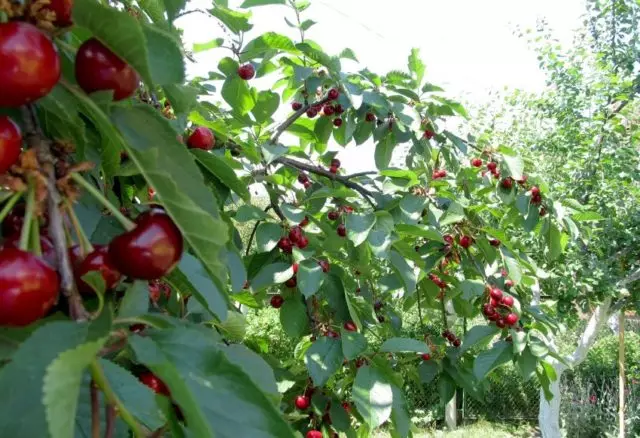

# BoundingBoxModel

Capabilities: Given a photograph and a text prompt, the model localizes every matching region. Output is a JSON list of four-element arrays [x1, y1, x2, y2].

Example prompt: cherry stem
[[89, 360, 145, 438], [65, 200, 94, 255], [90, 380, 100, 438], [71, 173, 135, 231], [19, 178, 36, 251], [0, 192, 22, 225], [104, 404, 116, 438], [31, 219, 42, 257]]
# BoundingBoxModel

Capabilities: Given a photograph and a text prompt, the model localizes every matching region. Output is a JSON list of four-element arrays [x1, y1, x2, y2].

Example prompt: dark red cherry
[[0, 247, 59, 326], [343, 321, 357, 332], [139, 372, 170, 396], [0, 22, 61, 107], [108, 209, 183, 280], [3, 233, 57, 267], [0, 116, 22, 174], [75, 38, 139, 101], [187, 127, 215, 150], [43, 0, 74, 26], [337, 224, 346, 237], [327, 88, 339, 100], [71, 245, 122, 295], [237, 64, 255, 80], [270, 294, 284, 309], [292, 102, 303, 111]]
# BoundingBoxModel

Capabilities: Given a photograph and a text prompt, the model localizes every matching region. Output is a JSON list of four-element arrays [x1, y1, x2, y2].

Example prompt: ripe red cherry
[[333, 118, 343, 127], [326, 329, 339, 338], [237, 64, 255, 80], [489, 238, 501, 247], [482, 303, 495, 317], [539, 207, 547, 216], [303, 180, 312, 189], [505, 313, 519, 326], [187, 127, 215, 150], [0, 116, 22, 174], [0, 247, 59, 326], [487, 162, 498, 171], [501, 295, 514, 308], [334, 104, 344, 114], [3, 233, 57, 267], [295, 395, 310, 410], [297, 173, 309, 184], [323, 105, 335, 116], [318, 260, 330, 273], [278, 237, 293, 254], [292, 102, 303, 111], [299, 216, 310, 227], [0, 22, 61, 107], [108, 209, 183, 280], [327, 88, 339, 100], [337, 224, 346, 237], [139, 372, 170, 396], [292, 263, 299, 274], [71, 245, 122, 295], [343, 321, 357, 332], [289, 226, 304, 244], [270, 294, 284, 309], [459, 235, 473, 249], [489, 297, 500, 308], [296, 236, 309, 249], [285, 276, 297, 288], [500, 178, 513, 189], [307, 431, 322, 438], [471, 158, 482, 167], [421, 353, 431, 360], [75, 38, 139, 101], [328, 210, 340, 221], [531, 186, 541, 196], [423, 130, 435, 139], [365, 112, 376, 122], [489, 287, 503, 300], [496, 318, 507, 328], [43, 0, 73, 26], [331, 158, 341, 168], [518, 175, 528, 185], [329, 165, 339, 174], [306, 107, 318, 118], [488, 312, 500, 322], [504, 279, 514, 288], [443, 234, 454, 244]]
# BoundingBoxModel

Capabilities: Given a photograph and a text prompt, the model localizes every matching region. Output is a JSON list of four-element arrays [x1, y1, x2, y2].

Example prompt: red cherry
[[343, 321, 357, 332], [326, 329, 340, 338], [318, 260, 330, 273], [0, 116, 22, 174], [342, 402, 351, 412], [496, 318, 507, 329], [342, 205, 354, 214], [72, 245, 122, 295], [295, 395, 310, 410], [505, 279, 514, 288], [432, 169, 447, 179], [501, 295, 514, 308], [303, 181, 312, 190], [539, 207, 547, 216], [323, 105, 335, 116], [505, 313, 519, 326], [306, 107, 318, 118], [453, 339, 461, 347], [487, 162, 498, 171], [75, 38, 139, 101], [237, 64, 255, 80], [501, 269, 508, 277], [139, 372, 170, 396], [270, 294, 284, 309], [489, 238, 501, 247], [471, 158, 482, 167], [0, 22, 61, 107], [482, 303, 496, 317], [43, 0, 73, 26], [331, 158, 341, 168], [531, 186, 540, 196], [489, 287, 503, 300], [299, 216, 310, 227], [307, 431, 322, 438], [285, 277, 297, 288], [443, 234, 454, 244], [328, 210, 340, 221], [329, 165, 338, 174], [292, 102, 303, 111], [374, 300, 383, 311], [421, 353, 431, 360], [108, 209, 183, 280], [288, 226, 304, 244], [488, 312, 500, 322], [337, 224, 346, 237], [459, 235, 473, 249], [500, 178, 513, 189], [277, 237, 293, 254], [3, 233, 57, 267], [292, 263, 299, 274], [0, 247, 59, 326], [1, 204, 28, 237], [187, 127, 215, 150], [297, 173, 309, 184], [518, 175, 528, 184], [129, 323, 146, 333], [423, 130, 435, 140], [365, 112, 376, 122], [489, 297, 500, 308], [333, 118, 343, 127], [296, 236, 309, 249], [334, 104, 344, 114], [327, 88, 339, 100]]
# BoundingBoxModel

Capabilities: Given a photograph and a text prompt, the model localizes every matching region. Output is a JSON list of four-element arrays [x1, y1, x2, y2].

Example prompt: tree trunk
[[538, 297, 612, 438]]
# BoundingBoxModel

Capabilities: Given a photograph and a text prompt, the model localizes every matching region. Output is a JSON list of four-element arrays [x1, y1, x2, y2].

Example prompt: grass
[[372, 420, 537, 437]]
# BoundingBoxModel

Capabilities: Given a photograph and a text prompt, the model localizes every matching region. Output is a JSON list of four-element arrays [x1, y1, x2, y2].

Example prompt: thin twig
[[344, 171, 377, 179], [269, 96, 333, 144], [91, 380, 100, 438], [104, 404, 116, 438], [245, 206, 273, 256]]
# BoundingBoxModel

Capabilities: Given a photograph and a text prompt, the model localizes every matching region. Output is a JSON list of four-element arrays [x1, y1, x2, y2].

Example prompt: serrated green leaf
[[298, 259, 326, 298], [408, 48, 425, 85], [459, 279, 485, 301], [473, 341, 512, 380], [380, 337, 429, 353], [345, 213, 376, 246], [209, 5, 253, 34], [256, 222, 282, 252], [375, 134, 396, 170], [353, 365, 393, 429], [501, 154, 524, 180], [222, 76, 256, 114], [304, 337, 343, 386], [572, 211, 604, 221], [279, 297, 308, 338], [440, 201, 465, 226], [142, 23, 185, 85], [252, 90, 280, 123], [252, 262, 294, 290], [240, 0, 285, 7], [459, 325, 499, 354], [418, 360, 439, 384], [118, 281, 150, 318], [389, 250, 417, 295], [341, 329, 367, 360], [163, 84, 198, 114], [193, 38, 225, 52], [192, 149, 250, 201], [235, 205, 269, 222]]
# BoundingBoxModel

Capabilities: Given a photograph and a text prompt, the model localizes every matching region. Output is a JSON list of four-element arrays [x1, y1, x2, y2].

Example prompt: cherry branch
[[91, 380, 100, 438], [274, 156, 377, 208], [21, 106, 89, 321], [269, 96, 333, 145], [245, 205, 273, 256]]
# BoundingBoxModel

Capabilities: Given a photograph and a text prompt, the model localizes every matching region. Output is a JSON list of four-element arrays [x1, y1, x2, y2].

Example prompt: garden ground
[[375, 421, 537, 437]]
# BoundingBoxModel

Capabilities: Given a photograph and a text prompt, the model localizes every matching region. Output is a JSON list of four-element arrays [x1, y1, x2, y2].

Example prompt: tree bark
[[538, 297, 612, 438]]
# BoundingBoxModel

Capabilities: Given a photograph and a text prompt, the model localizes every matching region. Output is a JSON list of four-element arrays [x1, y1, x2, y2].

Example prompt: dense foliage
[[0, 0, 613, 437]]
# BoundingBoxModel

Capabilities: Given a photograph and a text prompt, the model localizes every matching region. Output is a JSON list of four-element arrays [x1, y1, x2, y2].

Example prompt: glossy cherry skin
[[0, 22, 61, 107], [421, 353, 431, 360], [505, 313, 519, 326], [108, 209, 183, 280], [292, 102, 303, 111], [270, 294, 284, 309], [489, 287, 503, 300], [75, 38, 139, 101], [489, 238, 501, 247], [44, 0, 74, 26], [331, 158, 341, 168], [307, 431, 322, 438], [318, 260, 330, 273], [501, 295, 515, 308], [471, 158, 482, 167], [139, 372, 170, 396], [3, 233, 57, 267], [333, 118, 343, 127], [337, 224, 346, 237], [0, 116, 21, 174], [459, 235, 473, 249], [295, 395, 310, 410], [278, 237, 293, 254], [343, 321, 357, 332], [0, 247, 59, 326], [237, 64, 255, 80], [187, 127, 215, 150], [288, 226, 304, 244], [365, 112, 376, 122], [70, 245, 122, 295], [327, 88, 339, 100]]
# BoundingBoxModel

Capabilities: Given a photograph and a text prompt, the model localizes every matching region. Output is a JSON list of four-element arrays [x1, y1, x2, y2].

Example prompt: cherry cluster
[[442, 329, 461, 347], [278, 224, 309, 255], [482, 286, 519, 328]]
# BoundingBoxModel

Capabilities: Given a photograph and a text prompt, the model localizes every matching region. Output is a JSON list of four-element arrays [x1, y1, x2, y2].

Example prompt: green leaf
[[473, 341, 512, 380], [399, 194, 428, 224], [209, 5, 253, 34], [389, 250, 417, 295], [517, 347, 538, 381], [380, 337, 429, 353], [353, 365, 393, 429], [395, 224, 443, 241], [345, 213, 376, 246], [225, 246, 247, 293], [418, 360, 439, 384], [161, 0, 185, 21], [163, 84, 198, 114], [459, 279, 485, 301], [443, 131, 468, 154], [192, 149, 250, 201], [252, 90, 280, 124], [299, 19, 316, 30], [298, 259, 326, 298], [438, 374, 456, 404], [367, 229, 394, 258], [459, 325, 499, 354], [193, 38, 225, 52], [304, 337, 343, 386], [222, 76, 256, 114], [43, 339, 106, 438], [440, 201, 465, 226], [391, 384, 411, 438], [341, 329, 367, 360], [141, 23, 185, 85], [262, 143, 288, 164], [501, 154, 524, 180], [240, 0, 285, 7], [511, 330, 527, 354], [279, 296, 308, 338], [528, 335, 549, 357], [548, 222, 563, 261], [251, 262, 294, 290], [280, 203, 306, 223], [407, 48, 425, 85], [375, 134, 396, 170], [222, 344, 279, 398], [118, 281, 150, 318], [256, 222, 283, 252], [572, 211, 604, 221], [235, 205, 269, 222]]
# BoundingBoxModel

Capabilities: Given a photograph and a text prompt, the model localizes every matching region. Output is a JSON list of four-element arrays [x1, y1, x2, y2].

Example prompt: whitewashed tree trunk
[[538, 297, 612, 438]]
